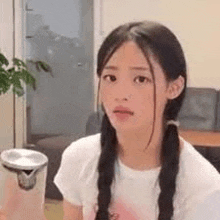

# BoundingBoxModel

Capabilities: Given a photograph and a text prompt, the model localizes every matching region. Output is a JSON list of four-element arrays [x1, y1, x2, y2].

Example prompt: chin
[[110, 120, 140, 133]]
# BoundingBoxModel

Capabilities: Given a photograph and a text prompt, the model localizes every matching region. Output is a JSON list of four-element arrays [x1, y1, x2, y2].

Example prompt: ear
[[166, 75, 185, 100]]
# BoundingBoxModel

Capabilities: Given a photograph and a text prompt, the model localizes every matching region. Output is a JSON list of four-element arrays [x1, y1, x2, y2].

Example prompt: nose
[[114, 81, 132, 102], [115, 96, 128, 102], [115, 93, 132, 101]]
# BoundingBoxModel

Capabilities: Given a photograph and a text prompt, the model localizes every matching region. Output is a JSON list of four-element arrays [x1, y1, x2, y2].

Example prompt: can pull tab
[[3, 163, 46, 191], [17, 164, 46, 190], [18, 169, 38, 190]]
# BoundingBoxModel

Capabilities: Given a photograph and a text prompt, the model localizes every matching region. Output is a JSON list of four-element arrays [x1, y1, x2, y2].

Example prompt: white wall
[[0, 0, 26, 150], [0, 0, 14, 150], [97, 0, 220, 89]]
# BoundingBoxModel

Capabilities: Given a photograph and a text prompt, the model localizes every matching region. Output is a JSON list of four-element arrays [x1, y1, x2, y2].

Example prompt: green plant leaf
[[0, 67, 8, 74], [13, 58, 27, 68], [11, 74, 22, 87], [39, 61, 51, 72], [7, 67, 15, 76], [35, 61, 41, 72], [35, 61, 53, 77], [0, 54, 54, 96], [13, 86, 25, 97], [11, 74, 25, 97], [20, 69, 36, 90], [0, 73, 9, 83], [0, 73, 11, 93], [0, 53, 9, 67]]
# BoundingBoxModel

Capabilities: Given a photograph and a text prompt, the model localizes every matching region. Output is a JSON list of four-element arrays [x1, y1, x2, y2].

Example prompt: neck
[[116, 124, 164, 170]]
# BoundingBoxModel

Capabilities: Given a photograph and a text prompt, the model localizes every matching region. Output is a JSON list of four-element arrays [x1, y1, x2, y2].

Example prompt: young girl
[[54, 21, 220, 220]]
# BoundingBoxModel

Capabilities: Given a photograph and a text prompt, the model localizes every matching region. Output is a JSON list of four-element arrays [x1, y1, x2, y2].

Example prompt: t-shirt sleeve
[[192, 190, 220, 220], [181, 189, 220, 220], [53, 144, 83, 206]]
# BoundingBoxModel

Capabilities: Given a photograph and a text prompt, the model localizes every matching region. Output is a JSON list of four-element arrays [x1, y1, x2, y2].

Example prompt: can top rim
[[1, 149, 48, 170]]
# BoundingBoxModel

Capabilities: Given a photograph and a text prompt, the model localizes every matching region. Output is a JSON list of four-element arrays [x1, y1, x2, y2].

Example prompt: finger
[[1, 176, 23, 212]]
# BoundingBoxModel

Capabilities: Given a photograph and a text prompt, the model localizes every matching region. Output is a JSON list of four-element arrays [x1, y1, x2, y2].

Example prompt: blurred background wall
[[94, 0, 220, 90]]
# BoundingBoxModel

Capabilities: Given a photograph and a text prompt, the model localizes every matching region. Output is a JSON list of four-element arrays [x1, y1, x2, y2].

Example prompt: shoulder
[[54, 133, 101, 205], [179, 137, 220, 183], [58, 133, 102, 180], [192, 190, 220, 219], [177, 137, 220, 204], [62, 133, 101, 163]]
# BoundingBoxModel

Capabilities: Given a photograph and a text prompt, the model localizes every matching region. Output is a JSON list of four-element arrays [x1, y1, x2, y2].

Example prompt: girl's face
[[99, 41, 173, 133]]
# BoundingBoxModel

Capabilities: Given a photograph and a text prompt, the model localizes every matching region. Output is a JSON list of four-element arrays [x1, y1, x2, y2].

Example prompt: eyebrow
[[130, 66, 149, 71], [104, 66, 150, 71], [104, 66, 118, 70]]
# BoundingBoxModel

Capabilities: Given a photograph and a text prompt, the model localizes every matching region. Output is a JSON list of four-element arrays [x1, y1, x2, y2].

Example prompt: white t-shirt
[[54, 133, 220, 220]]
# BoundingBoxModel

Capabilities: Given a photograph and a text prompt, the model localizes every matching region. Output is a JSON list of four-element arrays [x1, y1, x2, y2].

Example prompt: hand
[[0, 176, 23, 219], [0, 210, 7, 220], [0, 176, 47, 220]]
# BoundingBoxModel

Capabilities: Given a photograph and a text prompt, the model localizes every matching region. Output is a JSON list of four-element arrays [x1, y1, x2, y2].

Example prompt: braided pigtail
[[95, 114, 118, 220], [157, 97, 184, 220], [158, 122, 180, 220]]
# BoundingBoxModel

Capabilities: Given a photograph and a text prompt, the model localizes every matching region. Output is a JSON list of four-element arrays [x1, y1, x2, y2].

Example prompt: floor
[[44, 199, 64, 220]]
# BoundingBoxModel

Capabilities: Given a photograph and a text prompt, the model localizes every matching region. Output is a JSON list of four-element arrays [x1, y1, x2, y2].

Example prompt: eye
[[102, 75, 116, 82], [134, 76, 151, 84]]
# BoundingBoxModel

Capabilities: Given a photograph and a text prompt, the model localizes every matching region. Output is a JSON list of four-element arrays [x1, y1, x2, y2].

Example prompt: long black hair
[[95, 21, 187, 220]]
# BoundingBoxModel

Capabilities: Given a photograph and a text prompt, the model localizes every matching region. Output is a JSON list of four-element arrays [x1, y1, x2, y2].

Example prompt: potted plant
[[0, 51, 52, 147], [0, 52, 52, 96]]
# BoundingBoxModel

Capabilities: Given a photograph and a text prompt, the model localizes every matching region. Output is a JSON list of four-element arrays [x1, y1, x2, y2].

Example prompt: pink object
[[113, 106, 134, 115], [114, 112, 133, 121], [113, 105, 134, 121]]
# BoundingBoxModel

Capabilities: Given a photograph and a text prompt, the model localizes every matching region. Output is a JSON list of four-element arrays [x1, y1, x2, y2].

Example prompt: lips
[[113, 106, 134, 115]]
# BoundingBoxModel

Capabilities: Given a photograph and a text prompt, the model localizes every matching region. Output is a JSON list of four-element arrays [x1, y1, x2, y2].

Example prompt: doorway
[[24, 0, 94, 144]]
